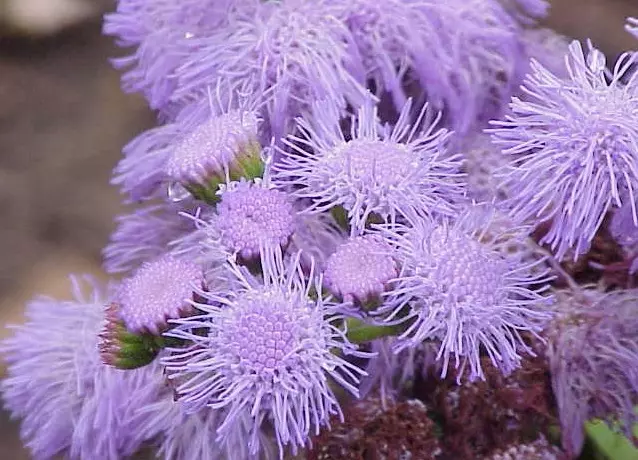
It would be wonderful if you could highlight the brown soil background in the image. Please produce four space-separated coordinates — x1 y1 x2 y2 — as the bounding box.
1 0 637 457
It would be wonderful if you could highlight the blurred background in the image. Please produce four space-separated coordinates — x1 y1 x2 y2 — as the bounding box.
0 0 637 457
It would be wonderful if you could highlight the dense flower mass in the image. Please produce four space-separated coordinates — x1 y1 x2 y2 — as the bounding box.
162 248 368 456
490 40 638 260
4 1 638 459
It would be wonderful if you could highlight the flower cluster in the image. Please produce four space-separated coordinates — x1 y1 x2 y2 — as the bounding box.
3 1 638 459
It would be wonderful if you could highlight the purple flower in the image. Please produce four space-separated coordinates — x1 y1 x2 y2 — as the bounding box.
113 81 263 202
410 0 526 132
103 0 258 114
135 382 274 460
171 0 367 140
70 359 166 459
214 180 297 260
325 0 424 108
547 289 638 457
627 17 638 40
275 98 465 234
490 40 638 261
116 255 203 335
323 235 398 306
0 278 165 459
162 248 369 457
1 277 106 458
375 205 553 381
103 202 197 274
164 99 263 203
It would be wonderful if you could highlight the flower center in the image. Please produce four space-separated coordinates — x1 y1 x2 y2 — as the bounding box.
330 139 416 188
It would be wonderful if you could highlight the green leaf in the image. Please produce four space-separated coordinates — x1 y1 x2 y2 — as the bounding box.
585 420 638 460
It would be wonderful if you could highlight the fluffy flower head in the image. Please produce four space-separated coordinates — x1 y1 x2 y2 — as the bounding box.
275 98 464 233
323 235 397 306
376 205 553 381
165 108 261 188
117 255 202 334
490 40 638 260
163 248 368 456
215 180 297 260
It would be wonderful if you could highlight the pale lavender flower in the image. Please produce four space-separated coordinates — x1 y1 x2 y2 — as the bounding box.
171 0 367 140
490 40 638 261
135 379 274 460
103 201 197 274
410 0 526 132
70 359 166 459
113 81 263 202
1 277 106 459
214 180 297 260
116 255 203 335
627 17 638 40
376 204 553 381
547 289 638 457
325 0 422 107
323 235 398 306
103 0 258 114
162 248 369 457
275 98 465 234
0 278 164 459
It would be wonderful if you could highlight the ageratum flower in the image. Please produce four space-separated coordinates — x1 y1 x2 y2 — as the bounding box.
70 359 166 459
171 0 367 140
323 235 398 307
0 278 164 459
275 98 464 234
116 255 203 335
410 0 527 132
547 289 638 457
490 40 638 261
325 0 422 108
135 384 274 460
103 201 197 274
113 80 263 202
104 0 258 115
213 180 297 260
376 204 553 381
162 248 369 457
